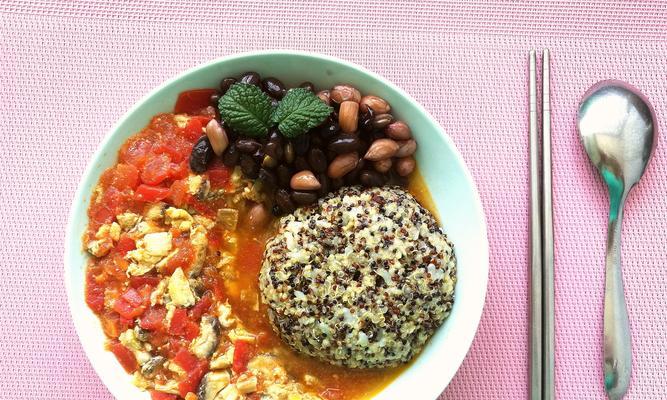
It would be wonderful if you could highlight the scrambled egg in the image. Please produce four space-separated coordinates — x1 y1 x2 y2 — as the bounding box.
167 267 195 307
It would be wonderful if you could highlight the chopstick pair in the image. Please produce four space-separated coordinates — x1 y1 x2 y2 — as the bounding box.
529 49 554 400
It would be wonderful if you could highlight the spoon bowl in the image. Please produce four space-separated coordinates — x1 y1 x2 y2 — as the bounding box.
577 80 657 400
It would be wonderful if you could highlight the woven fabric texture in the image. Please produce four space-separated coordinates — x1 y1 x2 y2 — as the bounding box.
1 1 666 399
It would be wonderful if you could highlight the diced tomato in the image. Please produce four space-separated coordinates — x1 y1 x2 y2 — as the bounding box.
153 135 192 163
169 161 190 180
120 287 143 307
128 275 160 289
150 391 178 400
189 292 213 321
184 320 200 341
168 179 191 207
141 154 172 185
119 315 135 331
207 163 231 189
139 306 166 331
135 184 170 202
109 341 138 373
85 271 106 313
232 340 253 373
183 118 204 142
114 234 136 255
163 246 193 276
110 163 140 190
177 360 208 398
102 186 134 215
173 348 199 372
169 308 189 336
119 136 153 169
91 203 114 224
112 297 145 319
174 89 217 115
100 313 121 338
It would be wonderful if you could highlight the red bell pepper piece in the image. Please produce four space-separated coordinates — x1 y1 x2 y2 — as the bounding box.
109 341 138 373
139 306 166 331
173 348 199 372
177 360 208 397
189 292 213 321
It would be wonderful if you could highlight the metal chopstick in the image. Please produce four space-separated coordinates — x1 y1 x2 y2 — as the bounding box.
528 49 543 400
541 49 555 400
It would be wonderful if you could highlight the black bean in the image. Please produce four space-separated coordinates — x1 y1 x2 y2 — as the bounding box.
292 135 310 156
252 148 265 164
222 143 239 166
360 170 385 187
219 78 237 94
308 148 327 173
236 139 261 154
291 191 318 206
283 142 295 164
276 189 296 213
268 128 281 142
294 156 310 171
318 173 330 196
319 121 340 140
328 134 361 154
326 149 337 162
372 113 394 129
262 155 278 169
240 71 261 86
331 177 344 190
209 92 221 105
258 168 277 191
240 154 259 178
265 140 283 160
345 158 365 185
360 109 375 133
299 81 315 92
189 136 213 173
310 135 324 149
276 165 292 188
262 77 287 99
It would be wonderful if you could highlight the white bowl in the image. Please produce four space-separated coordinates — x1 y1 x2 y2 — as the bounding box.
65 50 488 399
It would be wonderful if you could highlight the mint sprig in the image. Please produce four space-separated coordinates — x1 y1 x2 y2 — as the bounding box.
218 83 273 137
271 88 332 138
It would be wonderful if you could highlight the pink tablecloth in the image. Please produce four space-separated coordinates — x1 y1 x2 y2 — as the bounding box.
1 1 666 399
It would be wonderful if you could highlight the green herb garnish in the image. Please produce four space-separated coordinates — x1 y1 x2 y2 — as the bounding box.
271 88 332 138
218 83 273 137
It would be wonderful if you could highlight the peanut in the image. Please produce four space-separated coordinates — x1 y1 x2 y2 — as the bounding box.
364 138 399 161
385 121 411 140
290 170 322 191
206 119 229 156
395 156 416 176
373 158 393 173
330 84 361 104
395 139 417 158
327 152 359 178
339 101 359 134
359 95 391 114
316 90 331 105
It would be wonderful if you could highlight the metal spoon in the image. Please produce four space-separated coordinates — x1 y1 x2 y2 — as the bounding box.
577 80 657 399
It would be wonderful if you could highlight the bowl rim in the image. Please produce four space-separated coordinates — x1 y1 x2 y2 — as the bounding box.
64 49 489 399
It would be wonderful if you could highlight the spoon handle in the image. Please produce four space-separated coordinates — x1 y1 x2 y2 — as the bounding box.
604 199 632 400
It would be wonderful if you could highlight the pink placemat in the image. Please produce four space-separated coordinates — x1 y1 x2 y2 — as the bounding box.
1 1 666 399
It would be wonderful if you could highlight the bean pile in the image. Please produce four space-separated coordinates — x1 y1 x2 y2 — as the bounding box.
190 71 418 215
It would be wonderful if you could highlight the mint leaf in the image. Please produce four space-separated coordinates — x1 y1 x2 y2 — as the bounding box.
218 83 273 137
271 88 332 138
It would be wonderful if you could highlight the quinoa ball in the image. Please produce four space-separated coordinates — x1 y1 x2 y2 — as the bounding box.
259 186 456 368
